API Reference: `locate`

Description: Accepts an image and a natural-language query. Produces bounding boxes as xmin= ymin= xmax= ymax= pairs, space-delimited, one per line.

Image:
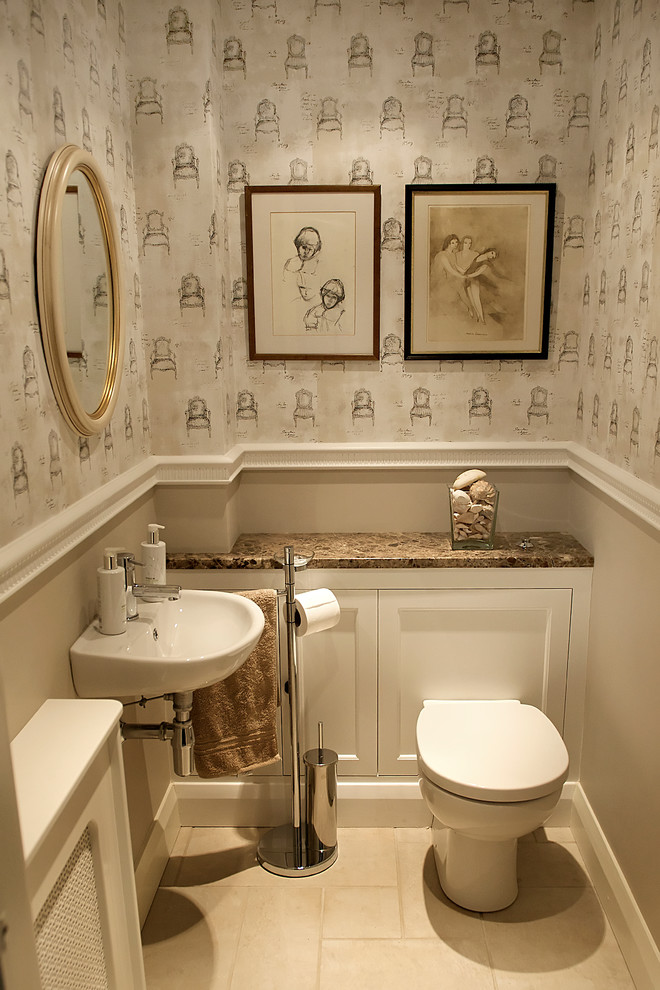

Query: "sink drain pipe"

xmin=120 ymin=690 xmax=195 ymax=777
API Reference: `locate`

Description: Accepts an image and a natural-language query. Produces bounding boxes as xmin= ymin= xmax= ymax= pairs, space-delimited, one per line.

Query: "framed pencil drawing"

xmin=404 ymin=184 xmax=555 ymax=360
xmin=245 ymin=185 xmax=381 ymax=360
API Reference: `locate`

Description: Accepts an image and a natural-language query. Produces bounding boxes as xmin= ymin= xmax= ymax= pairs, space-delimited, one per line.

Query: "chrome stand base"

xmin=257 ymin=824 xmax=338 ymax=877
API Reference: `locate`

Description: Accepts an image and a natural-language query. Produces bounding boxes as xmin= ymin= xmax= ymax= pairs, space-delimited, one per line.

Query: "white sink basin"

xmin=70 ymin=590 xmax=265 ymax=697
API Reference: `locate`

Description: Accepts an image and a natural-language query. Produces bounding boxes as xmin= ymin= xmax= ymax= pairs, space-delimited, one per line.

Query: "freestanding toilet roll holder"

xmin=257 ymin=546 xmax=338 ymax=876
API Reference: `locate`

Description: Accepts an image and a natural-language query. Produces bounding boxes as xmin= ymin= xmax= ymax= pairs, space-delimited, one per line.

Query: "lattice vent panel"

xmin=34 ymin=826 xmax=110 ymax=990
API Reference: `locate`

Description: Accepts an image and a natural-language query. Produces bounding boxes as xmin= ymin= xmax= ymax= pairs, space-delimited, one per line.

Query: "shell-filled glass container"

xmin=448 ymin=483 xmax=499 ymax=550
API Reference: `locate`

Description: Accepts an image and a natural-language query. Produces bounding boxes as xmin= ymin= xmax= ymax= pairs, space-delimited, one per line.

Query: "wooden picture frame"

xmin=404 ymin=183 xmax=555 ymax=360
xmin=245 ymin=185 xmax=381 ymax=361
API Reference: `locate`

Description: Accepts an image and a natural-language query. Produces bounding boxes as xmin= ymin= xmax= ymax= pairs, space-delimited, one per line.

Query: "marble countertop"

xmin=167 ymin=532 xmax=593 ymax=570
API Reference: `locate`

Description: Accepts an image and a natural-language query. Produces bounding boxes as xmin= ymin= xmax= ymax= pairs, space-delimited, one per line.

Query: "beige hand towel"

xmin=191 ymin=589 xmax=280 ymax=777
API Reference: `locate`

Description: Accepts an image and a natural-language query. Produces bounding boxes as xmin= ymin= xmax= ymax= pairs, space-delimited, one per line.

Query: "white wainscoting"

xmin=2 ymin=440 xmax=659 ymax=604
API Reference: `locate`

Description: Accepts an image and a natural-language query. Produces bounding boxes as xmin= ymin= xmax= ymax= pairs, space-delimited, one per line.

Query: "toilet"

xmin=416 ymin=699 xmax=569 ymax=912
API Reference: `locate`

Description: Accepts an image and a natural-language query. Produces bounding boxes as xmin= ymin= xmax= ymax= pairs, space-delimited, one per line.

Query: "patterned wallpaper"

xmin=129 ymin=0 xmax=235 ymax=457
xmin=132 ymin=0 xmax=659 ymax=477
xmin=0 ymin=0 xmax=658 ymax=549
xmin=575 ymin=0 xmax=659 ymax=477
xmin=0 ymin=0 xmax=149 ymax=547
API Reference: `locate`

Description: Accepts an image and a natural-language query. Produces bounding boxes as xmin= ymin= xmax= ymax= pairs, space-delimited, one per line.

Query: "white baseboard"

xmin=571 ymin=784 xmax=660 ymax=990
xmin=173 ymin=776 xmax=431 ymax=828
xmin=171 ymin=777 xmax=575 ymax=830
xmin=134 ymin=784 xmax=181 ymax=928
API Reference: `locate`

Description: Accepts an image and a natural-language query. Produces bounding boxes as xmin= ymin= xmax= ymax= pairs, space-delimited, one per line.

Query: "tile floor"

xmin=142 ymin=825 xmax=637 ymax=989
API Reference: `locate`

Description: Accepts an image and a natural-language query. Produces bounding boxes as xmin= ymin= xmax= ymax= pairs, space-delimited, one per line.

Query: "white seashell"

xmin=469 ymin=480 xmax=496 ymax=502
xmin=450 ymin=489 xmax=472 ymax=511
xmin=480 ymin=503 xmax=495 ymax=519
xmin=452 ymin=469 xmax=486 ymax=490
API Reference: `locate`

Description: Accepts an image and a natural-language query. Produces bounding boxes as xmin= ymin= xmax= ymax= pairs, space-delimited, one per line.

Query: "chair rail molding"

xmin=1 ymin=442 xmax=659 ymax=603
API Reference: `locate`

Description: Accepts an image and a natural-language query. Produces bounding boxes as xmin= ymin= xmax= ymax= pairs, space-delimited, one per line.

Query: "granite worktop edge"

xmin=167 ymin=532 xmax=593 ymax=570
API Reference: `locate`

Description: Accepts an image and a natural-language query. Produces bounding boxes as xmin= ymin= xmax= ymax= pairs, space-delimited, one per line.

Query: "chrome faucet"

xmin=114 ymin=550 xmax=180 ymax=619
xmin=132 ymin=583 xmax=181 ymax=602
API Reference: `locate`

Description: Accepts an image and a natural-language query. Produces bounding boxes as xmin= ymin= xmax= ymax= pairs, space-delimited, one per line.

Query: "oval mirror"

xmin=36 ymin=144 xmax=124 ymax=436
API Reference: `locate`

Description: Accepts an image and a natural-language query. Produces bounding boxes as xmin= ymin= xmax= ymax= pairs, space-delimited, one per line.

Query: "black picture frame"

xmin=404 ymin=183 xmax=555 ymax=361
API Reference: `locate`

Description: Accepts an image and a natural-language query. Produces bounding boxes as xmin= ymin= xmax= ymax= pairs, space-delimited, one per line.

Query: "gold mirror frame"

xmin=36 ymin=144 xmax=124 ymax=436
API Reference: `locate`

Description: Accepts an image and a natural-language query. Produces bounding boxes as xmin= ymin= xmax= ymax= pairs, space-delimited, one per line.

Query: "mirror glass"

xmin=36 ymin=145 xmax=123 ymax=436
xmin=61 ymin=173 xmax=112 ymax=414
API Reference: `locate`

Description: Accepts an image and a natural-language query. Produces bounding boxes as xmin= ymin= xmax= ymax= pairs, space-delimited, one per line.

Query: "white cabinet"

xmin=298 ymin=590 xmax=378 ymax=776
xmin=177 ymin=568 xmax=590 ymax=784
xmin=377 ymin=588 xmax=572 ymax=776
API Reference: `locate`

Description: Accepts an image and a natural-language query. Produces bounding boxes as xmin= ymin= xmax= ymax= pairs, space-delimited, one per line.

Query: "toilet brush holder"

xmin=257 ymin=547 xmax=338 ymax=877
xmin=304 ymin=722 xmax=338 ymax=858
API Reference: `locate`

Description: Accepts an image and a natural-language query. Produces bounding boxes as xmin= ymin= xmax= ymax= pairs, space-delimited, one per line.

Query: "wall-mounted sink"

xmin=70 ymin=590 xmax=265 ymax=698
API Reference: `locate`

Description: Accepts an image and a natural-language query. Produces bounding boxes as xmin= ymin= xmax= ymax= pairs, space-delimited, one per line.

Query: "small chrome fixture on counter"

xmin=114 ymin=549 xmax=180 ymax=618
xmin=258 ymin=546 xmax=339 ymax=876
xmin=131 ymin=582 xmax=181 ymax=601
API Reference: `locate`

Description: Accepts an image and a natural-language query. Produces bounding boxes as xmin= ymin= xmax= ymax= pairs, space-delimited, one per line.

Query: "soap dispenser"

xmin=97 ymin=549 xmax=127 ymax=635
xmin=141 ymin=523 xmax=166 ymax=587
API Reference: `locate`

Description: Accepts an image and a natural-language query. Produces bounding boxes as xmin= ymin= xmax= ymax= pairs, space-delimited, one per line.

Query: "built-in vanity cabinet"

xmin=377 ymin=587 xmax=572 ymax=776
xmin=170 ymin=533 xmax=593 ymax=787
xmin=298 ymin=589 xmax=378 ymax=777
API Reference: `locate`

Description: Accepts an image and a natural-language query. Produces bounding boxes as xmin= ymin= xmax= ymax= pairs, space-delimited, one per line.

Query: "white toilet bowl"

xmin=416 ymin=700 xmax=569 ymax=912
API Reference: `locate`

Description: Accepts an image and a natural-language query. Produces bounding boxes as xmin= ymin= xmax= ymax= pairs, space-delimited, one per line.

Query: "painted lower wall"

xmin=155 ymin=463 xmax=573 ymax=552
xmin=570 ymin=476 xmax=660 ymax=947
xmin=0 ymin=491 xmax=171 ymax=863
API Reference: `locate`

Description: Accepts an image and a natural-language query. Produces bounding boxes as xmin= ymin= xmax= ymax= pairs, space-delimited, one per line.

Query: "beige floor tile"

xmin=320 ymin=937 xmax=496 ymax=990
xmin=142 ymin=886 xmax=247 ymax=990
xmin=145 ymin=826 xmax=636 ymax=990
xmin=483 ymin=887 xmax=636 ymax=989
xmin=316 ymin=827 xmax=398 ymax=887
xmin=167 ymin=826 xmax=275 ymax=887
xmin=517 ymin=840 xmax=589 ymax=888
xmin=323 ymin=887 xmax=402 ymax=939
xmin=397 ymin=836 xmax=486 ymax=940
xmin=169 ymin=826 xmax=397 ymax=889
xmin=395 ymin=826 xmax=433 ymax=845
xmin=533 ymin=826 xmax=575 ymax=845
xmin=230 ymin=887 xmax=322 ymax=990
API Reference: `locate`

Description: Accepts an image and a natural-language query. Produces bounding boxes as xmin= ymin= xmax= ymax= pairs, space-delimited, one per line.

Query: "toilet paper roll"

xmin=294 ymin=589 xmax=340 ymax=638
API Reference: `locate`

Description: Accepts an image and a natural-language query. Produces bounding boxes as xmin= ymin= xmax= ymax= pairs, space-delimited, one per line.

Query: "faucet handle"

xmin=115 ymin=551 xmax=144 ymax=570
xmin=113 ymin=552 xmax=143 ymax=620
xmin=115 ymin=552 xmax=140 ymax=581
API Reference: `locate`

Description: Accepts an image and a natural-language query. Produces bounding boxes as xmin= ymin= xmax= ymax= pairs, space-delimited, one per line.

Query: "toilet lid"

xmin=416 ymin=700 xmax=569 ymax=803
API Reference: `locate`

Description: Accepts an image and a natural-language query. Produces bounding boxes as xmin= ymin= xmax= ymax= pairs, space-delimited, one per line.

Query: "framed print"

xmin=245 ymin=185 xmax=381 ymax=360
xmin=404 ymin=183 xmax=555 ymax=360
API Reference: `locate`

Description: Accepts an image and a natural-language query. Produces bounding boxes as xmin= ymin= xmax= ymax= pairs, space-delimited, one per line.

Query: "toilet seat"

xmin=416 ymin=700 xmax=569 ymax=803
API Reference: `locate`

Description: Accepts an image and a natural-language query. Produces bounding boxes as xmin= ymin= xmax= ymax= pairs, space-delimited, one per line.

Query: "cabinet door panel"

xmin=298 ymin=589 xmax=378 ymax=776
xmin=378 ymin=588 xmax=572 ymax=775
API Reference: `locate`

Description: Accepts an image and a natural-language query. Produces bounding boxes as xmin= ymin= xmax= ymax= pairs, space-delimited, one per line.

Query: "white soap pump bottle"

xmin=97 ymin=549 xmax=127 ymax=635
xmin=141 ymin=523 xmax=166 ymax=587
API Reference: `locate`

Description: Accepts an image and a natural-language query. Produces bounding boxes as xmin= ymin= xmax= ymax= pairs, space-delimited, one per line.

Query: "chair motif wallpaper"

xmin=0 ymin=0 xmax=659 ymax=549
